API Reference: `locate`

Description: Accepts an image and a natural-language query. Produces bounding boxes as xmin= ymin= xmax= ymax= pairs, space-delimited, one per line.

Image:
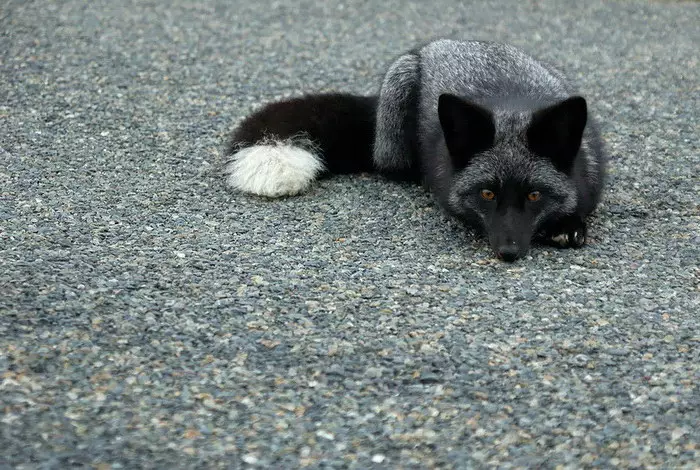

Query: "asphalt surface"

xmin=1 ymin=0 xmax=699 ymax=468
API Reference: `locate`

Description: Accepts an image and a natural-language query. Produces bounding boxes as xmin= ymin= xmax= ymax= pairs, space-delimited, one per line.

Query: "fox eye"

xmin=480 ymin=189 xmax=496 ymax=201
xmin=527 ymin=191 xmax=541 ymax=202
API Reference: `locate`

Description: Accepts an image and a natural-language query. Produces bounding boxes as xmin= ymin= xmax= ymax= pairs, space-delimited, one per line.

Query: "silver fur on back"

xmin=374 ymin=52 xmax=420 ymax=172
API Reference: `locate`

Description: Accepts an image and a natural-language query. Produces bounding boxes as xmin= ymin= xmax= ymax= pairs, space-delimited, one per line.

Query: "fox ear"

xmin=527 ymin=96 xmax=587 ymax=173
xmin=438 ymin=94 xmax=495 ymax=169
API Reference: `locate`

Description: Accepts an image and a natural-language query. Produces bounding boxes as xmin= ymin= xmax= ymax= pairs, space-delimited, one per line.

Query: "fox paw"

xmin=544 ymin=215 xmax=587 ymax=249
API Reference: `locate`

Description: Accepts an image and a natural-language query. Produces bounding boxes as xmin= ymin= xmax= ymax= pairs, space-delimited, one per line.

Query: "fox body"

xmin=225 ymin=39 xmax=605 ymax=261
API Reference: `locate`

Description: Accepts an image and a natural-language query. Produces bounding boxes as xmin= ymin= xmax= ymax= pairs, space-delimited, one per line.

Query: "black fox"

xmin=224 ymin=39 xmax=606 ymax=262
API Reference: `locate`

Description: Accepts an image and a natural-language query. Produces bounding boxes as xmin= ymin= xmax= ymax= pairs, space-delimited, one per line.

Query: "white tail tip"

xmin=224 ymin=142 xmax=324 ymax=197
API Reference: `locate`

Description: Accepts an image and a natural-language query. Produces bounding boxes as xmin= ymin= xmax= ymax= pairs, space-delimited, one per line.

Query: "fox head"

xmin=439 ymin=93 xmax=587 ymax=261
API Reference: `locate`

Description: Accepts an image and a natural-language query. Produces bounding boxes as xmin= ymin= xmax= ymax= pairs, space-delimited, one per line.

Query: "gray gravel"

xmin=1 ymin=0 xmax=699 ymax=468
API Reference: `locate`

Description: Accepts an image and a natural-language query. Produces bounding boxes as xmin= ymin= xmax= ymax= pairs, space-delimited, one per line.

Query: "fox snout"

xmin=487 ymin=212 xmax=533 ymax=262
xmin=492 ymin=238 xmax=528 ymax=262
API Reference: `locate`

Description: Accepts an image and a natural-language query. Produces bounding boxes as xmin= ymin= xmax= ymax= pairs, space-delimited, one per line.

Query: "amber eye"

xmin=527 ymin=191 xmax=541 ymax=202
xmin=480 ymin=189 xmax=496 ymax=201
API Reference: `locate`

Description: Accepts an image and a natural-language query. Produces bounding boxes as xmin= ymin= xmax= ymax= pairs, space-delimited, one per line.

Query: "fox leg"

xmin=373 ymin=51 xmax=421 ymax=179
xmin=539 ymin=214 xmax=587 ymax=248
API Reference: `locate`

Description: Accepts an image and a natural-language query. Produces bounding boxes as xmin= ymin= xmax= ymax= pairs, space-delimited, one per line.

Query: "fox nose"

xmin=496 ymin=245 xmax=520 ymax=262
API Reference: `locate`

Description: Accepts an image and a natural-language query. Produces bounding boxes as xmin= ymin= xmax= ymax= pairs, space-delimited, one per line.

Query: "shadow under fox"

xmin=224 ymin=39 xmax=606 ymax=262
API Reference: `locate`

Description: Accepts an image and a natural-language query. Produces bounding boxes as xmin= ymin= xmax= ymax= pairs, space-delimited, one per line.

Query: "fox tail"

xmin=223 ymin=94 xmax=379 ymax=197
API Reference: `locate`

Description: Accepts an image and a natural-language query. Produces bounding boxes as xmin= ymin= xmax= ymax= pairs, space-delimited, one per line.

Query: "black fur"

xmin=527 ymin=96 xmax=588 ymax=174
xmin=438 ymin=94 xmax=496 ymax=170
xmin=228 ymin=93 xmax=377 ymax=175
